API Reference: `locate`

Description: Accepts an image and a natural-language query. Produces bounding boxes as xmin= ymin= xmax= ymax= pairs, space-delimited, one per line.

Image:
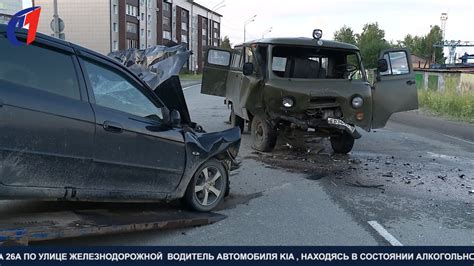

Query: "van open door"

xmin=372 ymin=49 xmax=419 ymax=129
xmin=201 ymin=48 xmax=232 ymax=97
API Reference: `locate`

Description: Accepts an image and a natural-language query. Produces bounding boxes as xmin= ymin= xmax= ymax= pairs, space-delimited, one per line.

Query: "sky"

xmin=22 ymin=0 xmax=31 ymax=8
xmin=22 ymin=0 xmax=474 ymax=54
xmin=207 ymin=0 xmax=474 ymax=54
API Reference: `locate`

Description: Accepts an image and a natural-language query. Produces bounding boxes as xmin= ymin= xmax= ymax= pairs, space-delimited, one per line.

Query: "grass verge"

xmin=418 ymin=89 xmax=474 ymax=123
xmin=179 ymin=73 xmax=203 ymax=81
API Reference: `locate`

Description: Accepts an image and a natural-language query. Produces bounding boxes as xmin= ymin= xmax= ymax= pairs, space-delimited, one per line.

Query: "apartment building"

xmin=34 ymin=0 xmax=222 ymax=72
xmin=0 ymin=0 xmax=22 ymax=24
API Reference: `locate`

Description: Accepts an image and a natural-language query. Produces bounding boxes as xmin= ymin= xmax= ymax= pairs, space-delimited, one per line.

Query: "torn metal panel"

xmin=154 ymin=76 xmax=192 ymax=125
xmin=108 ymin=45 xmax=193 ymax=125
xmin=108 ymin=44 xmax=191 ymax=90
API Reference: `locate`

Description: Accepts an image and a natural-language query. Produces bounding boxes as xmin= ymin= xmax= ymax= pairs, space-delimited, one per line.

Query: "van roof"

xmin=241 ymin=37 xmax=359 ymax=51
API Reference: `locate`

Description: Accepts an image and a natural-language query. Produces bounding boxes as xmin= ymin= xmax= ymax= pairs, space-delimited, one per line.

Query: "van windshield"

xmin=271 ymin=46 xmax=364 ymax=80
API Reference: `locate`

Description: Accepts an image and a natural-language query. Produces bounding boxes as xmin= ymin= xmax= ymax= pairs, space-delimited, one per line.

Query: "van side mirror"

xmin=243 ymin=62 xmax=254 ymax=76
xmin=170 ymin=109 xmax=181 ymax=127
xmin=377 ymin=59 xmax=389 ymax=73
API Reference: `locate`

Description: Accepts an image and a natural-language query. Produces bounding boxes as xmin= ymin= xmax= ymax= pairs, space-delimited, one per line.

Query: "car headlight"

xmin=282 ymin=97 xmax=294 ymax=108
xmin=352 ymin=96 xmax=364 ymax=109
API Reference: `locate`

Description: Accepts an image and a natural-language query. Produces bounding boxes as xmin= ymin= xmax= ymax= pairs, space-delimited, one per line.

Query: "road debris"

xmin=437 ymin=175 xmax=447 ymax=181
xmin=382 ymin=172 xmax=394 ymax=178
xmin=346 ymin=181 xmax=385 ymax=191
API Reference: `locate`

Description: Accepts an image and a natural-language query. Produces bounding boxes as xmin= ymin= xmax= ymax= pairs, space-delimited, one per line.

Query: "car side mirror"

xmin=243 ymin=62 xmax=254 ymax=76
xmin=377 ymin=59 xmax=389 ymax=73
xmin=170 ymin=109 xmax=181 ymax=127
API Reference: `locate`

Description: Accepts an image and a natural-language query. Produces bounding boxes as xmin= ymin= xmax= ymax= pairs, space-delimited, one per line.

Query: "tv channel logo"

xmin=7 ymin=6 xmax=42 ymax=46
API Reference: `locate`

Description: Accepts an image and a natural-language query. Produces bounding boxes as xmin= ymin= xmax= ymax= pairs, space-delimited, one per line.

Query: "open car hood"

xmin=108 ymin=44 xmax=192 ymax=124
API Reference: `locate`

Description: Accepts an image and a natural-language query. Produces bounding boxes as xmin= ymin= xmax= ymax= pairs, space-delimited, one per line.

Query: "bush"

xmin=418 ymin=89 xmax=474 ymax=122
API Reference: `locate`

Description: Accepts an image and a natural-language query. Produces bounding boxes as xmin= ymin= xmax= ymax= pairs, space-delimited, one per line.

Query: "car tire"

xmin=230 ymin=106 xmax=245 ymax=133
xmin=184 ymin=159 xmax=228 ymax=212
xmin=251 ymin=115 xmax=277 ymax=152
xmin=330 ymin=132 xmax=355 ymax=154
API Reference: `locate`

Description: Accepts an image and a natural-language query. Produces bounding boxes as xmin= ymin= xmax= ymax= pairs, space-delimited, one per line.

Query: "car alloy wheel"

xmin=194 ymin=166 xmax=224 ymax=206
xmin=184 ymin=159 xmax=228 ymax=212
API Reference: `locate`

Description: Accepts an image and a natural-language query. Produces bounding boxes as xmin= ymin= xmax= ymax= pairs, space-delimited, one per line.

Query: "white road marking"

xmin=440 ymin=133 xmax=474 ymax=146
xmin=182 ymin=84 xmax=201 ymax=91
xmin=368 ymin=221 xmax=403 ymax=246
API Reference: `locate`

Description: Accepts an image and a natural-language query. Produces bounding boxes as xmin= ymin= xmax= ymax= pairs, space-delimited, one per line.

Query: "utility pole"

xmin=190 ymin=0 xmax=195 ymax=74
xmin=53 ymin=0 xmax=59 ymax=38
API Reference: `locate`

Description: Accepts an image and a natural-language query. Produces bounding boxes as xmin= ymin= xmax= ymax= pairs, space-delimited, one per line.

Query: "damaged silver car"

xmin=0 ymin=25 xmax=241 ymax=212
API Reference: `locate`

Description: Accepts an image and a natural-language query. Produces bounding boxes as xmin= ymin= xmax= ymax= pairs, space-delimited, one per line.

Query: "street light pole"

xmin=244 ymin=14 xmax=257 ymax=42
xmin=262 ymin=27 xmax=272 ymax=39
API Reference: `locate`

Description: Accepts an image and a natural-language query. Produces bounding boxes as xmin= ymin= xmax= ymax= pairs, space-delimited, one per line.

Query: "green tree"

xmin=424 ymin=25 xmax=444 ymax=63
xmin=220 ymin=36 xmax=232 ymax=49
xmin=398 ymin=26 xmax=445 ymax=64
xmin=400 ymin=34 xmax=415 ymax=49
xmin=333 ymin=26 xmax=357 ymax=45
xmin=357 ymin=23 xmax=391 ymax=68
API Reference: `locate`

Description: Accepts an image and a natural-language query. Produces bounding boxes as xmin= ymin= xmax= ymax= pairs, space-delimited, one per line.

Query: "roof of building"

xmin=241 ymin=37 xmax=359 ymax=51
xmin=192 ymin=1 xmax=223 ymax=17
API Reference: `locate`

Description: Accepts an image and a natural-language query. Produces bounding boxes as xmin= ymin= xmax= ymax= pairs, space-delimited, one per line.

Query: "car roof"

xmin=241 ymin=37 xmax=359 ymax=51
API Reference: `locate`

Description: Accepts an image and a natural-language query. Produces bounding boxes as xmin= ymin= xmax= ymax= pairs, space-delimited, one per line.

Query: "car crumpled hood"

xmin=108 ymin=44 xmax=193 ymax=124
xmin=189 ymin=127 xmax=241 ymax=155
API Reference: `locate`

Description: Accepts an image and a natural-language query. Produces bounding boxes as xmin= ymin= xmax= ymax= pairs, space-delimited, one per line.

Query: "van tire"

xmin=251 ymin=115 xmax=277 ymax=152
xmin=330 ymin=132 xmax=355 ymax=154
xmin=230 ymin=107 xmax=245 ymax=133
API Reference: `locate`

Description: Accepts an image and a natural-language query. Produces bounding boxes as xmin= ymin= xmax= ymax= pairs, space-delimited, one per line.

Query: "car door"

xmin=238 ymin=45 xmax=266 ymax=119
xmin=78 ymin=52 xmax=186 ymax=193
xmin=0 ymin=33 xmax=95 ymax=189
xmin=226 ymin=47 xmax=245 ymax=115
xmin=372 ymin=49 xmax=418 ymax=129
xmin=201 ymin=47 xmax=232 ymax=97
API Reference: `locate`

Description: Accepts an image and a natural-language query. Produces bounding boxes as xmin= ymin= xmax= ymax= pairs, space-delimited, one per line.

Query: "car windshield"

xmin=271 ymin=46 xmax=364 ymax=80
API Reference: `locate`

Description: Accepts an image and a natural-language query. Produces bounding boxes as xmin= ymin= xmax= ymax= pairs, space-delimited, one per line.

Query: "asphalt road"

xmin=31 ymin=83 xmax=474 ymax=246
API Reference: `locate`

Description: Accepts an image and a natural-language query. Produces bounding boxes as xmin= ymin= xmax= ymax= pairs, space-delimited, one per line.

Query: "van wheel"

xmin=230 ymin=107 xmax=245 ymax=133
xmin=184 ymin=159 xmax=228 ymax=212
xmin=330 ymin=132 xmax=355 ymax=154
xmin=251 ymin=115 xmax=277 ymax=152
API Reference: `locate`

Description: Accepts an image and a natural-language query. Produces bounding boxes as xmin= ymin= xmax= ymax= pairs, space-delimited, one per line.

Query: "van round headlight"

xmin=282 ymin=97 xmax=294 ymax=108
xmin=352 ymin=96 xmax=364 ymax=109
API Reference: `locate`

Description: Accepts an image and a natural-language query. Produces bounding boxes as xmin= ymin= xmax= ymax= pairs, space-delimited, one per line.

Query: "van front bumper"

xmin=270 ymin=113 xmax=362 ymax=139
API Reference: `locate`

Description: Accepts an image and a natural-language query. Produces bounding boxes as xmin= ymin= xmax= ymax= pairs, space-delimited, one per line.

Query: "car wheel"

xmin=251 ymin=115 xmax=277 ymax=152
xmin=184 ymin=159 xmax=228 ymax=212
xmin=230 ymin=106 xmax=245 ymax=133
xmin=330 ymin=132 xmax=355 ymax=154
